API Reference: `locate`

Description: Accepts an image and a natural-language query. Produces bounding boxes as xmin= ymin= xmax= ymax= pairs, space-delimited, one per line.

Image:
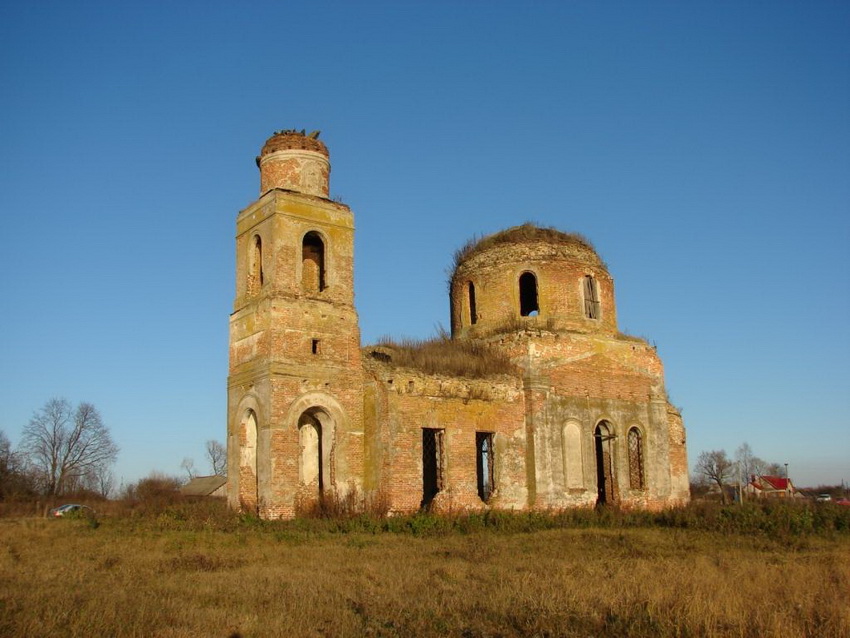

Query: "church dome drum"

xmin=449 ymin=224 xmax=618 ymax=338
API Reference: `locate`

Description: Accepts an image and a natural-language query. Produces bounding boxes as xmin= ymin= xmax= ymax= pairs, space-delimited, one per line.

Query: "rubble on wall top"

xmin=260 ymin=129 xmax=329 ymax=157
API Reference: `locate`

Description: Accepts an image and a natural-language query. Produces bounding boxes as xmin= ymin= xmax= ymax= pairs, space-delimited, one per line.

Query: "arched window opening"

xmin=583 ymin=275 xmax=600 ymax=319
xmin=519 ymin=272 xmax=539 ymax=317
xmin=239 ymin=410 xmax=258 ymax=514
xmin=248 ymin=235 xmax=263 ymax=295
xmin=594 ymin=422 xmax=618 ymax=505
xmin=298 ymin=412 xmax=324 ymax=495
xmin=302 ymin=232 xmax=326 ymax=293
xmin=468 ymin=281 xmax=477 ymax=325
xmin=628 ymin=428 xmax=645 ymax=490
xmin=476 ymin=432 xmax=495 ymax=501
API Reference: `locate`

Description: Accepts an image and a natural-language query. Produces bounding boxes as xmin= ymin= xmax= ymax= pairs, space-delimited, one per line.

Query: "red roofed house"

xmin=747 ymin=475 xmax=798 ymax=499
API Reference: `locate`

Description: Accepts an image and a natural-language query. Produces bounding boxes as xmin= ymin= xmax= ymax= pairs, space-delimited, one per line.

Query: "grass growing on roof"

xmin=450 ymin=222 xmax=597 ymax=280
xmin=367 ymin=331 xmax=516 ymax=379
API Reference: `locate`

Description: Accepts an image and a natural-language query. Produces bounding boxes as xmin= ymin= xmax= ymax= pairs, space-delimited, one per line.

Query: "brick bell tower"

xmin=227 ymin=130 xmax=364 ymax=519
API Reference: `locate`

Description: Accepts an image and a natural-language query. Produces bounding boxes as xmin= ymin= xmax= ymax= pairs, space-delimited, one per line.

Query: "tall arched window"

xmin=248 ymin=235 xmax=263 ymax=295
xmin=468 ymin=281 xmax=477 ymax=325
xmin=302 ymin=232 xmax=326 ymax=293
xmin=519 ymin=272 xmax=539 ymax=316
xmin=583 ymin=275 xmax=600 ymax=319
xmin=628 ymin=427 xmax=645 ymax=490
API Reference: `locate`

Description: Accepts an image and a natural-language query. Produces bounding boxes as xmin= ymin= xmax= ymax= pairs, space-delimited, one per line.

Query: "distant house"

xmin=746 ymin=475 xmax=798 ymax=499
xmin=180 ymin=475 xmax=227 ymax=498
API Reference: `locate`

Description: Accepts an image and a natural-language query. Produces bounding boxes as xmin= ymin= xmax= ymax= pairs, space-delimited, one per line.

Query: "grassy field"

xmin=1 ymin=502 xmax=848 ymax=637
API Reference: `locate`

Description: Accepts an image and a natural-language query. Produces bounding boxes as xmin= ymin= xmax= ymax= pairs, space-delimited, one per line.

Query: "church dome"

xmin=449 ymin=224 xmax=618 ymax=338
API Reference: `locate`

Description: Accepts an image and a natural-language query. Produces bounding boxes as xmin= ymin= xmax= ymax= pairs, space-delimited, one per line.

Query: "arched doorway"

xmin=297 ymin=407 xmax=334 ymax=507
xmin=594 ymin=422 xmax=618 ymax=505
xmin=239 ymin=409 xmax=259 ymax=514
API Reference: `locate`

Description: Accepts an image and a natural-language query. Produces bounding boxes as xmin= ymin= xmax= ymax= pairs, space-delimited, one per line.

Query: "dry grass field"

xmin=1 ymin=502 xmax=848 ymax=637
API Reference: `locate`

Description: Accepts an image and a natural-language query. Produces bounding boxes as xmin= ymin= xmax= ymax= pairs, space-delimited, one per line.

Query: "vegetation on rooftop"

xmin=450 ymin=222 xmax=597 ymax=280
xmin=367 ymin=331 xmax=516 ymax=379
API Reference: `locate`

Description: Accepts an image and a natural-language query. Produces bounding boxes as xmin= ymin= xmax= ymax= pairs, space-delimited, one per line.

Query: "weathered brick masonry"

xmin=227 ymin=131 xmax=690 ymax=518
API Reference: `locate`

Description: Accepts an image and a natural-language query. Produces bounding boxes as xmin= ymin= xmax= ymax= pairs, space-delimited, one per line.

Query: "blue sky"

xmin=1 ymin=2 xmax=847 ymax=488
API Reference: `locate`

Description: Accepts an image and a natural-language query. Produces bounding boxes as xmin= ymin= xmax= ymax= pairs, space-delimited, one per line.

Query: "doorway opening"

xmin=594 ymin=422 xmax=617 ymax=505
xmin=421 ymin=428 xmax=445 ymax=508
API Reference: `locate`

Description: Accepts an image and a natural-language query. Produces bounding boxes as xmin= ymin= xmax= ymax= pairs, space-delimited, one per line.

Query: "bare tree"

xmin=695 ymin=449 xmax=734 ymax=503
xmin=764 ymin=462 xmax=786 ymax=477
xmin=0 ymin=430 xmax=35 ymax=499
xmin=180 ymin=457 xmax=197 ymax=481
xmin=205 ymin=440 xmax=226 ymax=476
xmin=19 ymin=399 xmax=119 ymax=496
xmin=83 ymin=462 xmax=116 ymax=499
xmin=735 ymin=442 xmax=755 ymax=484
xmin=735 ymin=442 xmax=784 ymax=483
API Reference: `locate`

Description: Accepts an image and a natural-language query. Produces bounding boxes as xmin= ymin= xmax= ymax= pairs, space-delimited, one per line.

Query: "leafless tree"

xmin=180 ymin=457 xmax=197 ymax=480
xmin=83 ymin=462 xmax=116 ymax=499
xmin=19 ymin=399 xmax=119 ymax=496
xmin=735 ymin=442 xmax=784 ymax=484
xmin=0 ymin=430 xmax=35 ymax=499
xmin=735 ymin=442 xmax=772 ymax=485
xmin=205 ymin=440 xmax=226 ymax=476
xmin=695 ymin=449 xmax=734 ymax=503
xmin=764 ymin=462 xmax=786 ymax=477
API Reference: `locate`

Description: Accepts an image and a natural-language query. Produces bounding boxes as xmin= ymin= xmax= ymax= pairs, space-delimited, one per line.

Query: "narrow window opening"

xmin=311 ymin=339 xmax=320 ymax=355
xmin=302 ymin=232 xmax=326 ymax=293
xmin=628 ymin=428 xmax=645 ymax=490
xmin=421 ymin=428 xmax=445 ymax=508
xmin=248 ymin=235 xmax=263 ymax=295
xmin=468 ymin=281 xmax=478 ymax=325
xmin=583 ymin=275 xmax=600 ymax=320
xmin=476 ymin=432 xmax=495 ymax=501
xmin=519 ymin=272 xmax=539 ymax=317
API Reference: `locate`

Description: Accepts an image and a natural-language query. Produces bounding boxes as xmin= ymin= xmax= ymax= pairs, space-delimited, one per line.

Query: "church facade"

xmin=227 ymin=130 xmax=689 ymax=519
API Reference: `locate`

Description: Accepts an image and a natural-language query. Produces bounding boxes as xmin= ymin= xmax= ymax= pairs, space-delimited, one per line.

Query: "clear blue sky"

xmin=1 ymin=2 xmax=848 ymax=488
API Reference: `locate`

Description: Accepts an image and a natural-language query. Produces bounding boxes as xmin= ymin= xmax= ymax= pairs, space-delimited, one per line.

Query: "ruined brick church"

xmin=227 ymin=130 xmax=690 ymax=519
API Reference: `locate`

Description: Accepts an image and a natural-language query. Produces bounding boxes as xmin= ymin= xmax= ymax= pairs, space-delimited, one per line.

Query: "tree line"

xmin=1 ymin=398 xmax=226 ymax=502
xmin=693 ymin=442 xmax=786 ymax=503
xmin=1 ymin=398 xmax=118 ymax=500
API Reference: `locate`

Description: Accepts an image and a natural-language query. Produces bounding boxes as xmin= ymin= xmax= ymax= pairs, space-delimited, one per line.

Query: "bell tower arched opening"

xmin=302 ymin=232 xmax=326 ymax=293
